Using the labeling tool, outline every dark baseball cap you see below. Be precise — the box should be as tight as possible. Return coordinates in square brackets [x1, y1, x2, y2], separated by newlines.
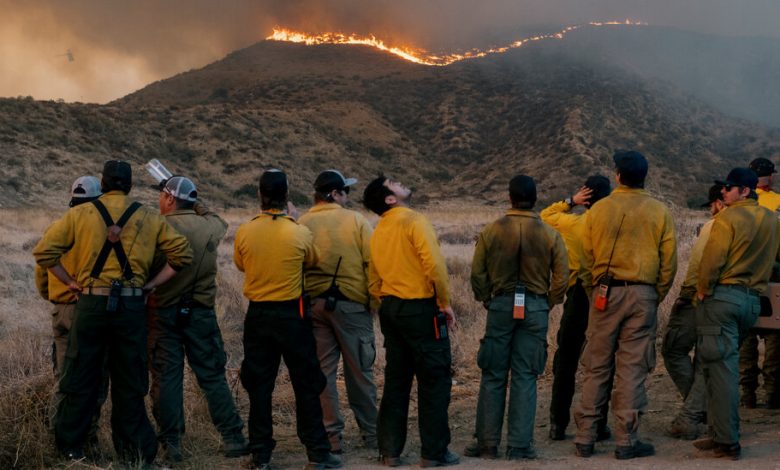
[259, 169, 288, 199]
[700, 184, 724, 208]
[716, 167, 758, 190]
[314, 170, 357, 193]
[749, 157, 776, 177]
[102, 160, 132, 184]
[613, 151, 648, 177]
[508, 175, 536, 204]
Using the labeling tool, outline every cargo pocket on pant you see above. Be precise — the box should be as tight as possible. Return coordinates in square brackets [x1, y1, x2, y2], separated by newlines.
[697, 325, 725, 362]
[477, 338, 510, 371]
[644, 341, 657, 373]
[358, 336, 376, 371]
[530, 342, 548, 376]
[419, 341, 452, 379]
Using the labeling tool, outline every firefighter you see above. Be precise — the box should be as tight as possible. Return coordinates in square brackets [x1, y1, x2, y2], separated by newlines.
[147, 176, 248, 462]
[664, 184, 725, 439]
[738, 157, 780, 408]
[33, 160, 192, 464]
[234, 170, 341, 470]
[465, 175, 568, 460]
[540, 175, 612, 442]
[35, 176, 107, 447]
[362, 175, 459, 468]
[692, 168, 780, 460]
[573, 151, 677, 460]
[299, 170, 378, 454]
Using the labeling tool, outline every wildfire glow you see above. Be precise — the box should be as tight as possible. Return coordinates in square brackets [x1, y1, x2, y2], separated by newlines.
[267, 20, 647, 66]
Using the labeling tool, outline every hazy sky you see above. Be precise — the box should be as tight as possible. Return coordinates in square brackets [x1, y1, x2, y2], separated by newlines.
[2, 0, 778, 103]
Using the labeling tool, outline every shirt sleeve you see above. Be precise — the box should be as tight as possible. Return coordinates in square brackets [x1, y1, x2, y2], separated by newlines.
[470, 229, 491, 302]
[579, 210, 595, 292]
[156, 216, 193, 271]
[656, 209, 678, 301]
[35, 264, 49, 301]
[548, 231, 569, 305]
[33, 213, 74, 269]
[358, 214, 379, 310]
[697, 216, 733, 297]
[539, 200, 572, 230]
[410, 215, 451, 309]
[233, 225, 245, 273]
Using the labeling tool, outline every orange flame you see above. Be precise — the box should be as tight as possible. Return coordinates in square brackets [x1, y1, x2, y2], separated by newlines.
[267, 19, 647, 66]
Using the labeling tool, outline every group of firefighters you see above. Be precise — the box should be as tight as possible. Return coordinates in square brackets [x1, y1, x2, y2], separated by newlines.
[30, 150, 780, 468]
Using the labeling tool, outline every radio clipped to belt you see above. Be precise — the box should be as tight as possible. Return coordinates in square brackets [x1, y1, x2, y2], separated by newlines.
[594, 214, 625, 312]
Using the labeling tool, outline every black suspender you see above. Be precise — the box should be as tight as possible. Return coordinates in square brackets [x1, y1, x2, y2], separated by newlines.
[89, 200, 142, 281]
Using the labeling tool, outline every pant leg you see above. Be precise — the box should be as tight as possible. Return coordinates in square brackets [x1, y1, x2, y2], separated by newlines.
[507, 296, 548, 449]
[662, 299, 698, 399]
[761, 331, 780, 402]
[611, 286, 658, 447]
[678, 351, 707, 424]
[241, 305, 282, 462]
[49, 303, 76, 430]
[183, 307, 244, 439]
[312, 301, 346, 446]
[474, 296, 514, 447]
[698, 287, 760, 445]
[278, 310, 331, 461]
[376, 299, 415, 458]
[574, 290, 622, 445]
[108, 296, 158, 464]
[55, 296, 107, 453]
[550, 282, 589, 430]
[329, 301, 378, 442]
[738, 333, 760, 395]
[148, 306, 186, 446]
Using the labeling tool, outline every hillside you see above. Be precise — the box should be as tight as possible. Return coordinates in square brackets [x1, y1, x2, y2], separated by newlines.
[2, 27, 779, 209]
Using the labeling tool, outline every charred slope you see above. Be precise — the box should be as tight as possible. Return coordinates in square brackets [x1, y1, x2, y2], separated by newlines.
[2, 29, 779, 208]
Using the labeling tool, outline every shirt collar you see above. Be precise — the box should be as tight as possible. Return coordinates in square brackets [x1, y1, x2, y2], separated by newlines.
[309, 202, 341, 213]
[505, 208, 539, 219]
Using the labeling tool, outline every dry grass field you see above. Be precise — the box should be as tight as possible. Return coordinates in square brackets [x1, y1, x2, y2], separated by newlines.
[3, 201, 780, 469]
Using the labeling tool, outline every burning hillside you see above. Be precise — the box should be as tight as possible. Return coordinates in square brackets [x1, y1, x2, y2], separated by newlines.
[267, 20, 646, 66]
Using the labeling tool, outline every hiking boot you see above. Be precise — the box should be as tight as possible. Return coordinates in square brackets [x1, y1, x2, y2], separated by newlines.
[574, 443, 594, 458]
[506, 446, 537, 460]
[163, 442, 184, 463]
[62, 448, 85, 461]
[328, 433, 344, 454]
[420, 449, 460, 467]
[614, 441, 655, 460]
[304, 452, 343, 470]
[740, 392, 757, 409]
[693, 437, 716, 450]
[223, 433, 250, 458]
[713, 442, 741, 460]
[549, 423, 566, 440]
[668, 419, 701, 440]
[463, 442, 498, 459]
[596, 426, 612, 442]
[251, 454, 273, 470]
[379, 455, 403, 467]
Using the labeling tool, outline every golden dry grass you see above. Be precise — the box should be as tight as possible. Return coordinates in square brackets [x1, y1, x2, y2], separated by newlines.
[0, 203, 706, 468]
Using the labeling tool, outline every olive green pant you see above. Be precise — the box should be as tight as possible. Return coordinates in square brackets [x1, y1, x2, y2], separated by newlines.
[474, 294, 548, 449]
[49, 302, 109, 435]
[738, 330, 780, 402]
[312, 299, 378, 449]
[55, 294, 157, 463]
[147, 305, 244, 447]
[697, 286, 761, 445]
[574, 285, 658, 447]
[662, 298, 707, 424]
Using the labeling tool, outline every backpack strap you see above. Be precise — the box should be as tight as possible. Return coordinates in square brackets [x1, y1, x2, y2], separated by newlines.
[89, 200, 142, 281]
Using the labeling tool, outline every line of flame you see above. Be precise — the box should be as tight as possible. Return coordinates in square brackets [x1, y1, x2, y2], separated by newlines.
[266, 19, 647, 66]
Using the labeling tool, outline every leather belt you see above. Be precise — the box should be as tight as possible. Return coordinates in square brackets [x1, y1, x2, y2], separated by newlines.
[721, 284, 761, 297]
[86, 286, 144, 297]
[608, 279, 649, 288]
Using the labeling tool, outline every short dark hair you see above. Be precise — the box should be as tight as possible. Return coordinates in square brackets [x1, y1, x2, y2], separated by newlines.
[584, 175, 611, 206]
[101, 160, 132, 194]
[101, 177, 131, 194]
[259, 170, 288, 211]
[174, 198, 195, 210]
[363, 175, 394, 215]
[509, 175, 536, 209]
[613, 150, 648, 188]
